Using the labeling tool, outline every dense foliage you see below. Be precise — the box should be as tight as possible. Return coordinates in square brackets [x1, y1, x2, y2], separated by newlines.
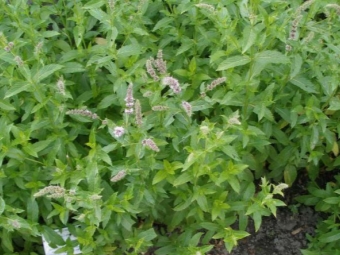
[0, 0, 340, 254]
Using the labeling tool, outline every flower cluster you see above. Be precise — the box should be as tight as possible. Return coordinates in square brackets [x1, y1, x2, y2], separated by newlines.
[288, 15, 302, 41]
[111, 170, 127, 182]
[162, 76, 181, 94]
[66, 109, 99, 120]
[152, 105, 169, 111]
[56, 76, 65, 95]
[124, 83, 134, 114]
[135, 99, 143, 127]
[34, 41, 43, 55]
[295, 0, 314, 15]
[146, 50, 167, 81]
[325, 4, 340, 16]
[155, 50, 167, 74]
[206, 77, 226, 91]
[110, 126, 125, 138]
[195, 3, 215, 13]
[142, 138, 160, 152]
[146, 59, 159, 81]
[34, 186, 66, 199]
[182, 101, 192, 117]
[108, 0, 115, 11]
[227, 111, 241, 126]
[14, 56, 23, 66]
[10, 219, 21, 229]
[4, 41, 14, 52]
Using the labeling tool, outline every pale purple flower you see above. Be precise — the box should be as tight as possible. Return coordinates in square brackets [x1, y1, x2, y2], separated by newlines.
[66, 109, 99, 120]
[142, 138, 160, 152]
[195, 3, 215, 12]
[135, 100, 143, 127]
[124, 108, 134, 114]
[182, 101, 192, 117]
[56, 76, 65, 95]
[146, 59, 159, 81]
[162, 76, 181, 94]
[155, 50, 167, 74]
[207, 77, 226, 91]
[124, 83, 134, 108]
[152, 105, 169, 111]
[111, 126, 125, 138]
[111, 170, 126, 182]
[14, 56, 23, 66]
[34, 186, 66, 199]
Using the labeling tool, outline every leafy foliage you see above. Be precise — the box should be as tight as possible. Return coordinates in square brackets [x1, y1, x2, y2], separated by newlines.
[0, 0, 339, 254]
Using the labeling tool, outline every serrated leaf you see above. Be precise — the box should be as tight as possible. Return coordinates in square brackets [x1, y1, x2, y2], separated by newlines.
[173, 172, 192, 186]
[152, 17, 173, 31]
[217, 55, 251, 71]
[319, 231, 340, 243]
[176, 39, 194, 56]
[41, 31, 60, 38]
[82, 0, 105, 9]
[5, 82, 31, 99]
[254, 50, 289, 64]
[152, 170, 168, 185]
[42, 226, 65, 246]
[0, 197, 5, 215]
[290, 76, 317, 94]
[328, 98, 340, 111]
[284, 165, 297, 187]
[242, 26, 257, 54]
[27, 198, 39, 222]
[2, 230, 13, 252]
[33, 64, 63, 83]
[62, 62, 85, 73]
[138, 228, 157, 242]
[290, 54, 302, 78]
[88, 9, 110, 23]
[0, 100, 15, 111]
[117, 44, 141, 58]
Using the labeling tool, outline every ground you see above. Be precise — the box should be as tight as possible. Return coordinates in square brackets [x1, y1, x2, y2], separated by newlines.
[209, 206, 319, 255]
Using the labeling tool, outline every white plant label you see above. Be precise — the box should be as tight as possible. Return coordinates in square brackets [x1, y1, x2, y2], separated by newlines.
[42, 227, 81, 255]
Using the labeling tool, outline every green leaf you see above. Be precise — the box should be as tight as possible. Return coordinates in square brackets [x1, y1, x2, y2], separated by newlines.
[42, 226, 65, 246]
[242, 26, 257, 54]
[323, 197, 340, 204]
[152, 170, 168, 185]
[27, 198, 39, 222]
[88, 9, 110, 23]
[290, 75, 318, 94]
[254, 50, 289, 64]
[0, 100, 15, 111]
[284, 165, 297, 187]
[328, 98, 340, 111]
[173, 172, 192, 186]
[290, 54, 302, 78]
[5, 82, 31, 99]
[2, 230, 13, 252]
[0, 196, 5, 215]
[196, 195, 209, 212]
[137, 228, 157, 242]
[33, 64, 63, 83]
[117, 44, 141, 58]
[176, 39, 194, 56]
[319, 230, 340, 243]
[82, 0, 106, 9]
[228, 176, 240, 193]
[62, 62, 85, 73]
[152, 17, 173, 31]
[217, 55, 251, 71]
[41, 31, 60, 38]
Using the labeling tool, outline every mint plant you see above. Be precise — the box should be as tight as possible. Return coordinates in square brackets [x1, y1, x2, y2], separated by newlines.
[0, 0, 340, 254]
